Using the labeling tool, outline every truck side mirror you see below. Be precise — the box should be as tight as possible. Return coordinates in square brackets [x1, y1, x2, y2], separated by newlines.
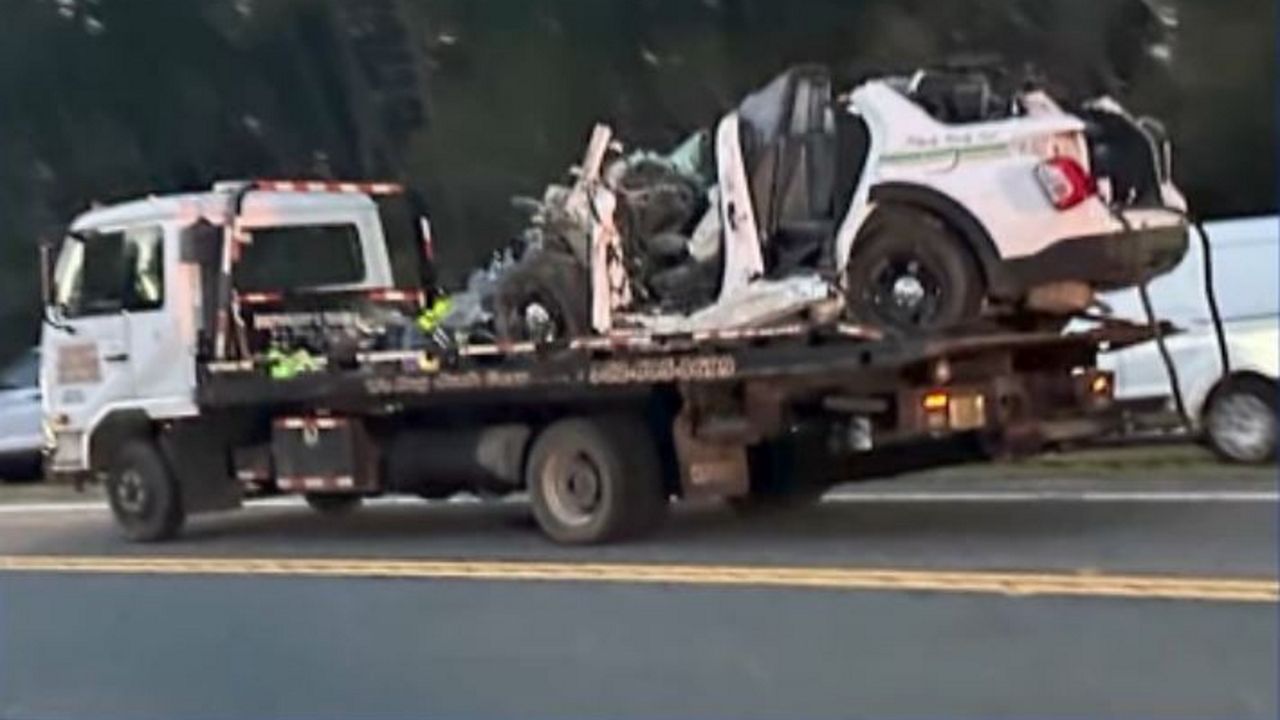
[39, 241, 54, 309]
[39, 235, 77, 335]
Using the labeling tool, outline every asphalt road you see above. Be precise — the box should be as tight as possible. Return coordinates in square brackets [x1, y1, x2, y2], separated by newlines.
[0, 472, 1276, 719]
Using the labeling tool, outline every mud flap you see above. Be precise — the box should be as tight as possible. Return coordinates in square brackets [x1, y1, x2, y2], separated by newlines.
[671, 413, 750, 500]
[272, 417, 379, 494]
[159, 421, 242, 515]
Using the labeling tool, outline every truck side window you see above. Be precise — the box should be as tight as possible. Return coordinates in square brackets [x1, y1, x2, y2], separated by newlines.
[123, 225, 164, 311]
[235, 224, 365, 292]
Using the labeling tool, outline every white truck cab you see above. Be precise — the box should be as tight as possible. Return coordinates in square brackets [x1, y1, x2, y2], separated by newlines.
[42, 182, 398, 478]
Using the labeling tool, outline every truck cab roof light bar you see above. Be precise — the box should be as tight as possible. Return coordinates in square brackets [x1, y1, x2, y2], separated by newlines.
[214, 179, 404, 196]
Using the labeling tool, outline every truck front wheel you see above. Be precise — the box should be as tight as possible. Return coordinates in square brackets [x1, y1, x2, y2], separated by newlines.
[106, 440, 185, 543]
[526, 416, 667, 544]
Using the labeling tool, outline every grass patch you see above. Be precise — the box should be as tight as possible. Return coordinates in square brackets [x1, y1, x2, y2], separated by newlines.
[915, 443, 1277, 481]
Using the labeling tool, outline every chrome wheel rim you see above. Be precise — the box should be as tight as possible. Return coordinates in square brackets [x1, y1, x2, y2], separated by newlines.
[523, 301, 559, 344]
[541, 451, 602, 527]
[116, 469, 148, 515]
[866, 257, 943, 329]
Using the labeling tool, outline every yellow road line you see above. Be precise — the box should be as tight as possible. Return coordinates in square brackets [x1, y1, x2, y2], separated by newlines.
[0, 555, 1274, 604]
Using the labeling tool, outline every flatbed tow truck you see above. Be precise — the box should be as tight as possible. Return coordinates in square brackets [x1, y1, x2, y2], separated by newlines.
[40, 180, 1149, 544]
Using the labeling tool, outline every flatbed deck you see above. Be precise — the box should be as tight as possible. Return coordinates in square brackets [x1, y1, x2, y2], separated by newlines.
[198, 323, 1157, 412]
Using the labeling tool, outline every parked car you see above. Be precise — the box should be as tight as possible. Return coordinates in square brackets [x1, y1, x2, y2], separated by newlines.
[1094, 216, 1278, 463]
[0, 349, 43, 479]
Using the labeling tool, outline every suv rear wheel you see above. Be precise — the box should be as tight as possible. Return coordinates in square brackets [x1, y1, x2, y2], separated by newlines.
[845, 206, 984, 334]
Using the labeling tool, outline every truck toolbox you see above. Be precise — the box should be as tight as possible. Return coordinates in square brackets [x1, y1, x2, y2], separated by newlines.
[272, 417, 378, 494]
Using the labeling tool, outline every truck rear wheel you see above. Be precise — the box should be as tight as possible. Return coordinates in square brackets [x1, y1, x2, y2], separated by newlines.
[729, 432, 830, 516]
[106, 440, 185, 543]
[727, 486, 825, 516]
[526, 416, 667, 544]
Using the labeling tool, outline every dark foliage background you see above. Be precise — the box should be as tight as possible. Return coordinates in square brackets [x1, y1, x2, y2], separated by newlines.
[0, 0, 1274, 359]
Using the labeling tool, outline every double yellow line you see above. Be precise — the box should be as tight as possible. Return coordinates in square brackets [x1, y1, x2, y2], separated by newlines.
[1, 555, 1275, 604]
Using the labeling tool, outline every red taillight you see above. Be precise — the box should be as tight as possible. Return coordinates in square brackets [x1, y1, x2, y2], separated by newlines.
[1035, 157, 1096, 210]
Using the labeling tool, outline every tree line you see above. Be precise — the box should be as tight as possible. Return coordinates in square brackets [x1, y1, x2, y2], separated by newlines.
[0, 0, 1273, 358]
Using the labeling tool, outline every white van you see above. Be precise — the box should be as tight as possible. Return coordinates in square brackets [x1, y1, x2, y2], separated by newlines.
[1096, 216, 1278, 463]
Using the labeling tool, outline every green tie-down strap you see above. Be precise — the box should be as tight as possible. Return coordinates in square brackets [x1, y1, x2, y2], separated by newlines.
[416, 295, 454, 333]
[266, 347, 321, 380]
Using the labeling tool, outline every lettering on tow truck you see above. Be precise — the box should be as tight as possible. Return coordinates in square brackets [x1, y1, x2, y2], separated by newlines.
[393, 376, 433, 395]
[434, 370, 533, 391]
[364, 370, 533, 396]
[588, 355, 737, 385]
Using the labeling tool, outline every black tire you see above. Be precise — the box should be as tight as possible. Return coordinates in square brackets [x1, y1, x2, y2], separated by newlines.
[305, 494, 364, 515]
[728, 431, 830, 516]
[494, 251, 590, 344]
[106, 440, 184, 543]
[845, 206, 984, 334]
[1205, 377, 1278, 464]
[526, 416, 667, 544]
[417, 485, 463, 502]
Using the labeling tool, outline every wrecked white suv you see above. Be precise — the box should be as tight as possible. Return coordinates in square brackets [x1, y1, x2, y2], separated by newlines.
[494, 65, 1190, 340]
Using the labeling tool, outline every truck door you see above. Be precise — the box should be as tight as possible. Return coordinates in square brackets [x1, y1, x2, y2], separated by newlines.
[118, 225, 194, 407]
[43, 225, 183, 467]
[44, 230, 135, 440]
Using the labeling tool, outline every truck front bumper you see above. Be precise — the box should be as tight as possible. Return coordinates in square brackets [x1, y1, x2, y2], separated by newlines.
[1005, 212, 1189, 293]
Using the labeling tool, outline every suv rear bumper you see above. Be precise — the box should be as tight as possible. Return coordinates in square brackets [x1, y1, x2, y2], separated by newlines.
[1004, 215, 1189, 293]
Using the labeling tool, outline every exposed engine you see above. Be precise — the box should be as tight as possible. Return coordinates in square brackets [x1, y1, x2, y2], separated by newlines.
[606, 132, 721, 313]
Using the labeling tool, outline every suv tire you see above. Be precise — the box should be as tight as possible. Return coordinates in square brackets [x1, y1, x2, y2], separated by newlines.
[845, 206, 984, 334]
